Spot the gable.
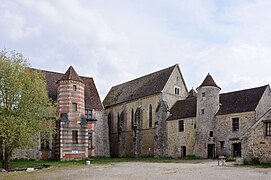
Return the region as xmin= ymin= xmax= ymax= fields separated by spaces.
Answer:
xmin=103 ymin=65 xmax=176 ymax=108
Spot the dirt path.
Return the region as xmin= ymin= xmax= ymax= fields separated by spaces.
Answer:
xmin=2 ymin=160 xmax=271 ymax=180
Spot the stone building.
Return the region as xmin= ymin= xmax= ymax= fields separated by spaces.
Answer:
xmin=104 ymin=64 xmax=271 ymax=162
xmin=103 ymin=64 xmax=188 ymax=157
xmin=13 ymin=66 xmax=109 ymax=160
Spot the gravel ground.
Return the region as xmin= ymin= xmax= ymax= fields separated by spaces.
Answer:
xmin=2 ymin=160 xmax=271 ymax=180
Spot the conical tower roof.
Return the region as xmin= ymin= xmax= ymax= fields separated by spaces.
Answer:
xmin=198 ymin=73 xmax=220 ymax=89
xmin=60 ymin=66 xmax=83 ymax=82
xmin=187 ymin=88 xmax=197 ymax=98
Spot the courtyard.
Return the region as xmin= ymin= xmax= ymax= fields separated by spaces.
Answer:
xmin=2 ymin=160 xmax=271 ymax=180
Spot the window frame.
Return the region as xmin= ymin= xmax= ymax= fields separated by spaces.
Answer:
xmin=266 ymin=122 xmax=271 ymax=137
xmin=85 ymin=109 xmax=92 ymax=119
xmin=40 ymin=132 xmax=50 ymax=150
xmin=179 ymin=120 xmax=184 ymax=132
xmin=73 ymin=85 xmax=77 ymax=91
xmin=174 ymin=87 xmax=180 ymax=95
xmin=232 ymin=118 xmax=239 ymax=132
xmin=72 ymin=103 xmax=78 ymax=112
xmin=72 ymin=130 xmax=78 ymax=144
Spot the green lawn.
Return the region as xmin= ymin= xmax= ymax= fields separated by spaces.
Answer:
xmin=1 ymin=156 xmax=202 ymax=170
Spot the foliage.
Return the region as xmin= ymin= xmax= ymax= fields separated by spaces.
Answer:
xmin=0 ymin=50 xmax=56 ymax=170
xmin=226 ymin=156 xmax=236 ymax=162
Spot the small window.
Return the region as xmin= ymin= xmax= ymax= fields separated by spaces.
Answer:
xmin=201 ymin=109 xmax=205 ymax=115
xmin=175 ymin=87 xmax=180 ymax=95
xmin=85 ymin=109 xmax=92 ymax=119
xmin=209 ymin=131 xmax=213 ymax=137
xmin=73 ymin=85 xmax=77 ymax=91
xmin=40 ymin=132 xmax=50 ymax=150
xmin=266 ymin=122 xmax=271 ymax=136
xmin=72 ymin=103 xmax=77 ymax=112
xmin=194 ymin=123 xmax=196 ymax=129
xmin=220 ymin=141 xmax=225 ymax=149
xmin=202 ymin=92 xmax=205 ymax=97
xmin=179 ymin=120 xmax=184 ymax=132
xmin=232 ymin=118 xmax=239 ymax=131
xmin=72 ymin=130 xmax=78 ymax=144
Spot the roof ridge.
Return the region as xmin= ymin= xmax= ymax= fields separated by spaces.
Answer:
xmin=220 ymin=85 xmax=268 ymax=95
xmin=111 ymin=64 xmax=177 ymax=88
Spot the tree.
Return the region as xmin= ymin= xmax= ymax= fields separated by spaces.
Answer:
xmin=0 ymin=50 xmax=56 ymax=170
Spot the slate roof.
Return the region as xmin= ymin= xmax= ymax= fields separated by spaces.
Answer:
xmin=103 ymin=65 xmax=177 ymax=107
xmin=34 ymin=68 xmax=103 ymax=110
xmin=168 ymin=85 xmax=268 ymax=120
xmin=60 ymin=66 xmax=83 ymax=82
xmin=217 ymin=85 xmax=268 ymax=115
xmin=198 ymin=73 xmax=221 ymax=89
xmin=167 ymin=97 xmax=197 ymax=120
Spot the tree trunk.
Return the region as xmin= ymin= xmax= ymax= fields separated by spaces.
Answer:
xmin=4 ymin=149 xmax=11 ymax=171
xmin=0 ymin=138 xmax=3 ymax=168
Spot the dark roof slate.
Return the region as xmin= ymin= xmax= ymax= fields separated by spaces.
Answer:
xmin=217 ymin=85 xmax=268 ymax=115
xmin=168 ymin=85 xmax=268 ymax=120
xmin=60 ymin=66 xmax=83 ymax=82
xmin=37 ymin=68 xmax=103 ymax=110
xmin=198 ymin=73 xmax=220 ymax=89
xmin=103 ymin=65 xmax=177 ymax=107
xmin=188 ymin=88 xmax=197 ymax=98
xmin=168 ymin=97 xmax=197 ymax=120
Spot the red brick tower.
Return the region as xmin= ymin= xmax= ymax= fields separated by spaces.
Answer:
xmin=56 ymin=66 xmax=88 ymax=160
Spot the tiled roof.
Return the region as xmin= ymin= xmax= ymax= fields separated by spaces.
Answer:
xmin=217 ymin=85 xmax=268 ymax=115
xmin=60 ymin=66 xmax=83 ymax=82
xmin=167 ymin=97 xmax=197 ymax=120
xmin=103 ymin=65 xmax=177 ymax=107
xmin=168 ymin=85 xmax=268 ymax=120
xmin=198 ymin=73 xmax=220 ymax=89
xmin=35 ymin=68 xmax=103 ymax=110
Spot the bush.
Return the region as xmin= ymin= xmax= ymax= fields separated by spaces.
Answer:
xmin=250 ymin=157 xmax=261 ymax=165
xmin=226 ymin=156 xmax=235 ymax=162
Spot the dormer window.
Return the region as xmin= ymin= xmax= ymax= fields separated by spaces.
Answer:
xmin=73 ymin=85 xmax=77 ymax=91
xmin=175 ymin=87 xmax=180 ymax=95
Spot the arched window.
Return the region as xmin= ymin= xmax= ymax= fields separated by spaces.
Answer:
xmin=131 ymin=109 xmax=134 ymax=129
xmin=135 ymin=108 xmax=141 ymax=129
xmin=149 ymin=104 xmax=152 ymax=128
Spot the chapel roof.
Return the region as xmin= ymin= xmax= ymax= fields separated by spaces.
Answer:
xmin=103 ymin=64 xmax=177 ymax=107
xmin=168 ymin=85 xmax=268 ymax=120
xmin=34 ymin=68 xmax=103 ymax=110
xmin=198 ymin=73 xmax=220 ymax=89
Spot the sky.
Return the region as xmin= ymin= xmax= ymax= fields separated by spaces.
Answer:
xmin=1 ymin=0 xmax=271 ymax=100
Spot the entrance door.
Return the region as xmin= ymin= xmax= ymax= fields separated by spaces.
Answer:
xmin=181 ymin=146 xmax=186 ymax=157
xmin=232 ymin=143 xmax=241 ymax=157
xmin=207 ymin=144 xmax=215 ymax=159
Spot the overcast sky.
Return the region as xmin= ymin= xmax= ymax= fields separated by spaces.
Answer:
xmin=1 ymin=0 xmax=271 ymax=100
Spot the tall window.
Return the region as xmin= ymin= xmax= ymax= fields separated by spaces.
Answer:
xmin=72 ymin=130 xmax=78 ymax=144
xmin=149 ymin=104 xmax=152 ymax=128
xmin=179 ymin=120 xmax=184 ymax=132
xmin=266 ymin=122 xmax=271 ymax=136
xmin=220 ymin=141 xmax=225 ymax=149
xmin=232 ymin=118 xmax=239 ymax=131
xmin=72 ymin=103 xmax=77 ymax=112
xmin=131 ymin=109 xmax=134 ymax=129
xmin=40 ymin=132 xmax=50 ymax=150
xmin=88 ymin=131 xmax=93 ymax=148
xmin=202 ymin=92 xmax=205 ymax=97
xmin=85 ymin=109 xmax=92 ymax=119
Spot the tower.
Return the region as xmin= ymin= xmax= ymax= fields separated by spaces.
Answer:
xmin=56 ymin=66 xmax=88 ymax=160
xmin=195 ymin=73 xmax=220 ymax=158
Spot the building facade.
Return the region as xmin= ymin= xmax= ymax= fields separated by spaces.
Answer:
xmin=13 ymin=66 xmax=109 ymax=160
xmin=104 ymin=64 xmax=271 ymax=162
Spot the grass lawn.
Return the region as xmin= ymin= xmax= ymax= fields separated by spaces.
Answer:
xmin=0 ymin=156 xmax=202 ymax=170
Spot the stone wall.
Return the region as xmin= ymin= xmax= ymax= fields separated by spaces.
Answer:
xmin=167 ymin=117 xmax=196 ymax=157
xmin=255 ymin=86 xmax=271 ymax=120
xmin=215 ymin=111 xmax=255 ymax=157
xmin=242 ymin=109 xmax=271 ymax=162
xmin=95 ymin=110 xmax=110 ymax=157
